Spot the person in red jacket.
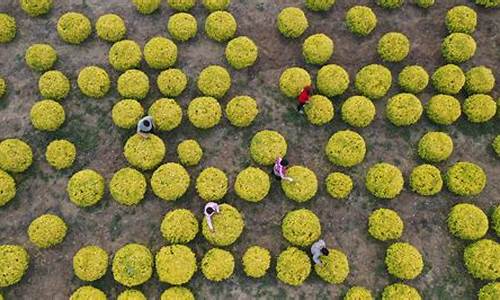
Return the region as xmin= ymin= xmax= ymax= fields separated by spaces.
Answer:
xmin=297 ymin=85 xmax=313 ymax=113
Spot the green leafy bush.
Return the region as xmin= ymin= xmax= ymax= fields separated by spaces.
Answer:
xmin=202 ymin=204 xmax=244 ymax=246
xmin=197 ymin=65 xmax=231 ymax=98
xmin=341 ymin=96 xmax=376 ymax=128
xmin=112 ymin=99 xmax=144 ymax=129
xmin=144 ymin=37 xmax=177 ymax=69
xmin=448 ymin=203 xmax=488 ymax=240
xmin=493 ymin=136 xmax=500 ymax=157
xmin=386 ymin=93 xmax=423 ymax=126
xmin=109 ymin=40 xmax=142 ymax=71
xmin=304 ymin=95 xmax=334 ymax=125
xmin=325 ymin=130 xmax=366 ymax=167
xmin=151 ymin=163 xmax=190 ymax=201
xmin=377 ymin=0 xmax=404 ymax=9
xmin=123 ymin=134 xmax=166 ymax=170
xmin=73 ymin=246 xmax=108 ymax=281
xmin=96 ymin=14 xmax=126 ymax=42
xmin=39 ymin=70 xmax=70 ymax=100
xmin=117 ymin=69 xmax=149 ymax=99
xmin=368 ymin=208 xmax=404 ymax=241
xmin=431 ymin=64 xmax=465 ymax=94
xmin=187 ymin=96 xmax=222 ymax=129
xmin=277 ymin=7 xmax=308 ymax=38
xmin=398 ymin=65 xmax=429 ymax=93
xmin=235 ymin=167 xmax=270 ymax=202
xmin=410 ymin=164 xmax=443 ymax=196
xmin=382 ymin=283 xmax=421 ymax=300
xmin=57 ymin=12 xmax=91 ymax=44
xmin=474 ymin=0 xmax=499 ymax=8
xmin=20 ymin=0 xmax=53 ymax=16
xmin=242 ymin=246 xmax=271 ymax=278
xmin=418 ymin=131 xmax=453 ymax=162
xmin=416 ymin=0 xmax=434 ymax=8
xmin=465 ymin=66 xmax=495 ymax=94
xmin=196 ymin=167 xmax=227 ymax=201
xmin=201 ymin=248 xmax=234 ymax=281
xmin=314 ymin=248 xmax=349 ymax=284
xmin=442 ymin=33 xmax=476 ymax=63
xmin=25 ymin=44 xmax=57 ymax=72
xmin=344 ymin=286 xmax=373 ymax=300
xmin=0 ymin=139 xmax=33 ymax=173
xmin=168 ymin=0 xmax=196 ymax=11
xmin=225 ymin=36 xmax=258 ymax=69
xmin=250 ymin=130 xmax=287 ymax=165
xmin=157 ymin=68 xmax=188 ymax=97
xmin=77 ymin=66 xmax=111 ymax=98
xmin=177 ymin=139 xmax=203 ymax=166
xmin=281 ymin=166 xmax=318 ymax=202
xmin=155 ymin=245 xmax=197 ymax=285
xmin=109 ymin=167 xmax=146 ymax=205
xmin=168 ymin=13 xmax=198 ymax=42
xmin=478 ymin=282 xmax=500 ymax=300
xmin=202 ymin=0 xmax=231 ymax=11
xmin=279 ymin=67 xmax=312 ymax=97
xmin=325 ymin=172 xmax=353 ymax=200
xmin=161 ymin=209 xmax=199 ymax=244
xmin=303 ymin=33 xmax=334 ymax=65
xmin=0 ymin=245 xmax=29 ymax=287
xmin=365 ymin=163 xmax=404 ymax=199
xmin=225 ymin=96 xmax=258 ymax=127
xmin=67 ymin=169 xmax=105 ymax=207
xmin=276 ymin=247 xmax=311 ymax=286
xmin=446 ymin=6 xmax=477 ymax=33
xmin=148 ymin=98 xmax=182 ymax=131
xmin=0 ymin=14 xmax=16 ymax=43
xmin=355 ymin=64 xmax=392 ymax=99
xmin=345 ymin=6 xmax=377 ymax=36
xmin=70 ymin=286 xmax=106 ymax=300
xmin=316 ymin=64 xmax=349 ymax=97
xmin=28 ymin=214 xmax=67 ymax=248
xmin=446 ymin=161 xmax=486 ymax=196
xmin=132 ymin=0 xmax=160 ymax=14
xmin=463 ymin=239 xmax=500 ymax=280
xmin=205 ymin=11 xmax=237 ymax=42
xmin=30 ymin=100 xmax=65 ymax=131
xmin=306 ymin=0 xmax=336 ymax=11
xmin=385 ymin=242 xmax=424 ymax=280
xmin=282 ymin=209 xmax=321 ymax=246
xmin=0 ymin=170 xmax=16 ymax=207
xmin=463 ymin=94 xmax=497 ymax=123
xmin=425 ymin=94 xmax=461 ymax=125
xmin=378 ymin=32 xmax=410 ymax=62
xmin=112 ymin=244 xmax=153 ymax=287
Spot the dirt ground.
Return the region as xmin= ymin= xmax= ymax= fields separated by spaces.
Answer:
xmin=0 ymin=0 xmax=498 ymax=299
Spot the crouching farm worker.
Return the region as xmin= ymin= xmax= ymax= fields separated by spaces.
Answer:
xmin=272 ymin=157 xmax=293 ymax=182
xmin=204 ymin=202 xmax=220 ymax=231
xmin=137 ymin=116 xmax=154 ymax=138
xmin=311 ymin=239 xmax=329 ymax=266
xmin=297 ymin=85 xmax=313 ymax=113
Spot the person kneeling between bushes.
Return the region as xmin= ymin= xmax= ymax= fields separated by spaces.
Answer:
xmin=297 ymin=85 xmax=313 ymax=114
xmin=311 ymin=239 xmax=329 ymax=266
xmin=272 ymin=157 xmax=293 ymax=182
xmin=204 ymin=202 xmax=220 ymax=231
xmin=137 ymin=116 xmax=154 ymax=138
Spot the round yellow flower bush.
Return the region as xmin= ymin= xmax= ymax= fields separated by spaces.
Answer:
xmin=0 ymin=14 xmax=16 ymax=43
xmin=377 ymin=0 xmax=404 ymax=9
xmin=113 ymin=243 xmax=153 ymax=287
xmin=177 ymin=139 xmax=203 ymax=166
xmin=431 ymin=64 xmax=465 ymax=94
xmin=20 ymin=0 xmax=53 ymax=16
xmin=242 ymin=246 xmax=271 ymax=278
xmin=161 ymin=209 xmax=199 ymax=243
xmin=418 ymin=132 xmax=453 ymax=162
xmin=463 ymin=94 xmax=497 ymax=123
xmin=478 ymin=282 xmax=500 ymax=300
xmin=325 ymin=130 xmax=366 ymax=167
xmin=124 ymin=134 xmax=166 ymax=170
xmin=157 ymin=68 xmax=188 ymax=97
xmin=118 ymin=69 xmax=149 ymax=100
xmin=73 ymin=245 xmax=108 ymax=281
xmin=188 ymin=96 xmax=222 ymax=129
xmin=144 ymin=37 xmax=177 ymax=69
xmin=203 ymin=0 xmax=231 ymax=11
xmin=385 ymin=242 xmax=424 ymax=280
xmin=425 ymin=94 xmax=461 ymax=125
xmin=281 ymin=166 xmax=318 ymax=202
xmin=276 ymin=247 xmax=311 ymax=286
xmin=277 ymin=7 xmax=308 ymax=38
xmin=161 ymin=287 xmax=195 ymax=300
xmin=0 ymin=139 xmax=33 ymax=173
xmin=409 ymin=164 xmax=443 ymax=196
xmin=96 ymin=14 xmax=126 ymax=42
xmin=474 ymin=0 xmax=499 ymax=8
xmin=156 ymin=245 xmax=197 ymax=285
xmin=30 ymin=100 xmax=65 ymax=131
xmin=28 ymin=214 xmax=67 ymax=248
xmin=386 ymin=93 xmax=423 ymax=126
xmin=0 ymin=170 xmax=16 ymax=207
xmin=151 ymin=163 xmax=190 ymax=201
xmin=70 ymin=286 xmax=106 ymax=300
xmin=110 ymin=167 xmax=146 ymax=205
xmin=25 ymin=44 xmax=57 ymax=72
xmin=109 ymin=40 xmax=142 ymax=71
xmin=148 ymin=98 xmax=182 ymax=131
xmin=378 ymin=32 xmax=410 ymax=62
xmin=77 ymin=66 xmax=111 ymax=98
xmin=446 ymin=162 xmax=486 ymax=197
xmin=202 ymin=204 xmax=244 ymax=246
xmin=325 ymin=172 xmax=353 ymax=200
xmin=168 ymin=13 xmax=197 ymax=42
xmin=282 ymin=208 xmax=321 ymax=246
xmin=344 ymin=286 xmax=373 ymax=300
xmin=250 ymin=130 xmax=287 ymax=165
xmin=365 ymin=163 xmax=404 ymax=199
xmin=382 ymin=283 xmax=421 ymax=300
xmin=112 ymin=99 xmax=144 ymax=129
xmin=225 ymin=96 xmax=258 ymax=127
xmin=316 ymin=64 xmax=349 ymax=97
xmin=465 ymin=66 xmax=495 ymax=94
xmin=39 ymin=70 xmax=70 ymax=100
xmin=67 ymin=169 xmax=105 ymax=207
xmin=355 ymin=64 xmax=392 ymax=99
xmin=205 ymin=11 xmax=237 ymax=42
xmin=303 ymin=33 xmax=334 ymax=65
xmin=448 ymin=203 xmax=488 ymax=240
xmin=201 ymin=248 xmax=234 ymax=282
xmin=225 ymin=36 xmax=258 ymax=69
xmin=494 ymin=136 xmax=500 ymax=158
xmin=463 ymin=239 xmax=500 ymax=280
xmin=306 ymin=0 xmax=335 ymax=11
xmin=57 ymin=12 xmax=92 ymax=44
xmin=446 ymin=6 xmax=477 ymax=34
xmin=368 ymin=208 xmax=404 ymax=241
xmin=45 ymin=139 xmax=76 ymax=169
xmin=235 ymin=167 xmax=270 ymax=202
xmin=0 ymin=77 xmax=6 ymax=98
xmin=345 ymin=6 xmax=377 ymax=36
xmin=304 ymin=95 xmax=334 ymax=126
xmin=442 ymin=33 xmax=476 ymax=63
xmin=0 ymin=245 xmax=29 ymax=287
xmin=341 ymin=96 xmax=376 ymax=128
xmin=197 ymin=65 xmax=231 ymax=98
xmin=398 ymin=65 xmax=429 ymax=94
xmin=279 ymin=67 xmax=311 ymax=98
xmin=314 ymin=248 xmax=349 ymax=284
xmin=416 ymin=0 xmax=434 ymax=8
xmin=168 ymin=0 xmax=196 ymax=11
xmin=118 ymin=289 xmax=146 ymax=300
xmin=132 ymin=0 xmax=160 ymax=14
